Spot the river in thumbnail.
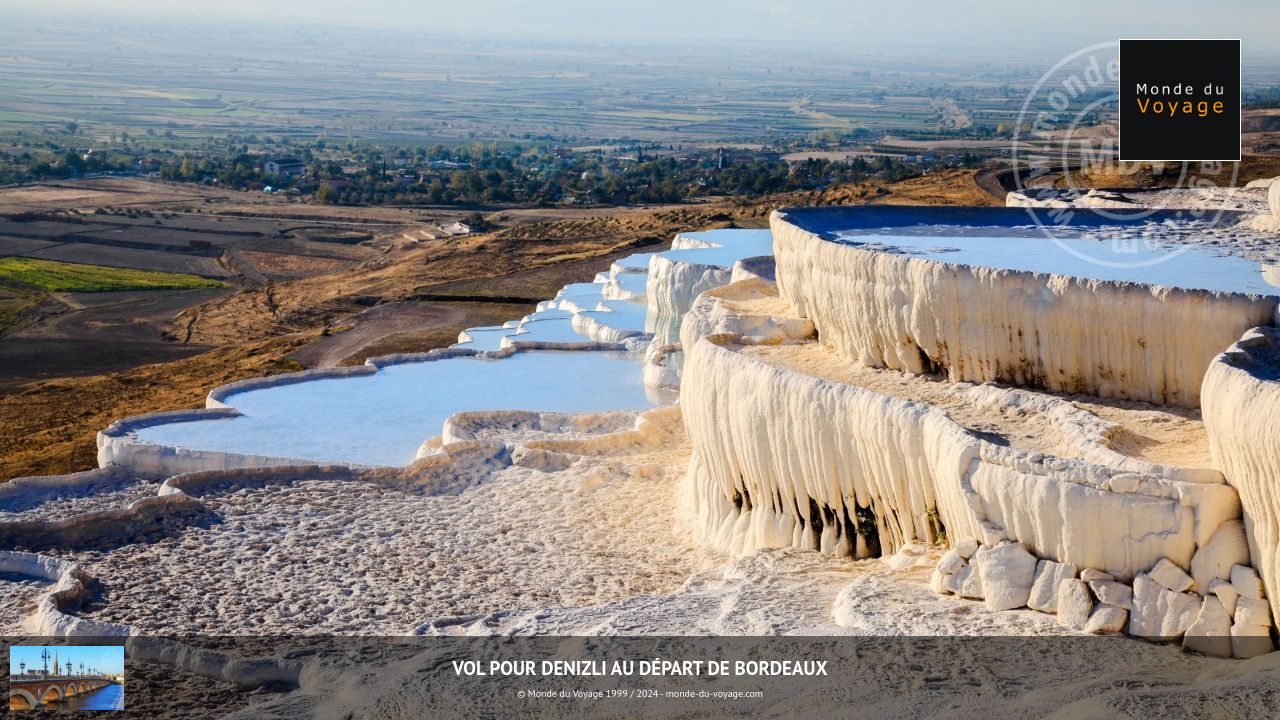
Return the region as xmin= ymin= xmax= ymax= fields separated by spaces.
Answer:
xmin=60 ymin=684 xmax=124 ymax=710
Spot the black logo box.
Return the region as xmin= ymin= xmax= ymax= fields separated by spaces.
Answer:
xmin=1119 ymin=39 xmax=1241 ymax=162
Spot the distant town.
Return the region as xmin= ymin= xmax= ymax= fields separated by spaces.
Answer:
xmin=0 ymin=132 xmax=988 ymax=208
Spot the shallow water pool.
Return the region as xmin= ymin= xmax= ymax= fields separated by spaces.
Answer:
xmin=505 ymin=317 xmax=592 ymax=345
xmin=579 ymin=299 xmax=648 ymax=333
xmin=835 ymin=232 xmax=1276 ymax=295
xmin=665 ymin=229 xmax=774 ymax=267
xmin=781 ymin=205 xmax=1277 ymax=295
xmin=136 ymin=351 xmax=669 ymax=466
xmin=454 ymin=326 xmax=517 ymax=351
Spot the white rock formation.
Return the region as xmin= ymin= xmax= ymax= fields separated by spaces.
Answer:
xmin=958 ymin=564 xmax=985 ymax=600
xmin=126 ymin=637 xmax=302 ymax=689
xmin=1149 ymin=558 xmax=1195 ymax=593
xmin=682 ymin=336 xmax=1239 ymax=575
xmin=929 ymin=568 xmax=947 ymax=594
xmin=973 ymin=542 xmax=1038 ymax=611
xmin=938 ymin=549 xmax=966 ymax=575
xmin=646 ymin=252 xmax=736 ymax=346
xmin=645 ymin=230 xmax=773 ymax=346
xmin=771 ymin=210 xmax=1277 ymax=407
xmin=1028 ymin=559 xmax=1077 ymax=613
xmin=1203 ymin=328 xmax=1280 ymax=625
xmin=942 ymin=566 xmax=969 ymax=596
xmin=1006 ymin=189 xmax=1140 ymax=209
xmin=97 ymin=407 xmax=309 ymax=475
xmin=1209 ymin=578 xmax=1239 ymax=617
xmin=679 ymin=278 xmax=815 ymax=350
xmin=1129 ymin=575 xmax=1199 ymax=640
xmin=1056 ymin=579 xmax=1093 ymax=630
xmin=570 ymin=300 xmax=651 ymax=344
xmin=1088 ymin=580 xmax=1132 ymax=609
xmin=1084 ymin=605 xmax=1128 ymax=634
xmin=1231 ymin=564 xmax=1266 ymax=599
xmin=1190 ymin=520 xmax=1250 ymax=595
xmin=682 ymin=338 xmax=981 ymax=558
xmin=1183 ymin=596 xmax=1233 ymax=657
xmin=1231 ymin=621 xmax=1275 ymax=659
xmin=0 ymin=551 xmax=129 ymax=637
xmin=641 ymin=342 xmax=682 ymax=391
xmin=1235 ymin=595 xmax=1272 ymax=628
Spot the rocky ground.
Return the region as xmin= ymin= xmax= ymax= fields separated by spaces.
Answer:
xmin=0 ymin=480 xmax=161 ymax=522
xmin=0 ymin=571 xmax=48 ymax=631
xmin=31 ymin=413 xmax=715 ymax=635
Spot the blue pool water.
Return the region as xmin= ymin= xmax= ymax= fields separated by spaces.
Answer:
xmin=453 ymin=326 xmax=516 ymax=352
xmin=136 ymin=351 xmax=668 ymax=466
xmin=665 ymin=229 xmax=774 ymax=267
xmin=579 ymin=300 xmax=648 ymax=333
xmin=612 ymin=252 xmax=655 ymax=270
xmin=834 ymin=233 xmax=1277 ymax=295
xmin=780 ymin=205 xmax=1275 ymax=296
xmin=506 ymin=317 xmax=592 ymax=345
xmin=124 ymin=227 xmax=777 ymax=470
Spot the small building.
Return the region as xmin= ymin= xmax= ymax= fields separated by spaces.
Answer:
xmin=263 ymin=158 xmax=306 ymax=177
xmin=415 ymin=221 xmax=473 ymax=241
xmin=427 ymin=159 xmax=473 ymax=170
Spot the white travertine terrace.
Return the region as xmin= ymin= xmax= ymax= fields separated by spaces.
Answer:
xmin=8 ymin=198 xmax=1280 ymax=665
xmin=680 ymin=315 xmax=1238 ymax=576
xmin=95 ymin=229 xmax=771 ymax=476
xmin=0 ymin=550 xmax=128 ymax=636
xmin=644 ymin=229 xmax=773 ymax=345
xmin=675 ymin=200 xmax=1280 ymax=655
xmin=677 ymin=266 xmax=1272 ymax=655
xmin=771 ymin=209 xmax=1277 ymax=407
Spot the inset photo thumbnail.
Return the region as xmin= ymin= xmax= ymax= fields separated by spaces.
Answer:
xmin=9 ymin=645 xmax=125 ymax=711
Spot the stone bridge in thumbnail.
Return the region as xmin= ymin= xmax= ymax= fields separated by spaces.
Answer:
xmin=9 ymin=675 xmax=115 ymax=710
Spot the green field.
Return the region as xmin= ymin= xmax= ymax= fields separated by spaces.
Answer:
xmin=0 ymin=257 xmax=227 ymax=292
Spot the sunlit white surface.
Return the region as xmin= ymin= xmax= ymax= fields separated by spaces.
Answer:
xmin=579 ymin=299 xmax=648 ymax=334
xmin=833 ymin=232 xmax=1276 ymax=295
xmin=666 ymin=229 xmax=774 ymax=266
xmin=454 ymin=326 xmax=517 ymax=351
xmin=136 ymin=351 xmax=665 ymax=466
xmin=503 ymin=317 xmax=593 ymax=345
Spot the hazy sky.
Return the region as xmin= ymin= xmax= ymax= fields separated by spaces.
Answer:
xmin=9 ymin=0 xmax=1280 ymax=57
xmin=10 ymin=646 xmax=124 ymax=675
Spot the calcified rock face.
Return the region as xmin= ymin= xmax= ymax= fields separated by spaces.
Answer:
xmin=681 ymin=335 xmax=1239 ymax=575
xmin=682 ymin=338 xmax=977 ymax=558
xmin=644 ymin=229 xmax=773 ymax=346
xmin=646 ymin=254 xmax=734 ymax=346
xmin=770 ymin=209 xmax=1277 ymax=407
xmin=1203 ymin=327 xmax=1280 ymax=626
xmin=679 ymin=263 xmax=1243 ymax=572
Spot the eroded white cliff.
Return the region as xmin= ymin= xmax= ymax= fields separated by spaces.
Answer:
xmin=646 ymin=255 xmax=736 ymax=346
xmin=644 ymin=229 xmax=773 ymax=346
xmin=1203 ymin=326 xmax=1280 ymax=628
xmin=680 ymin=336 xmax=1237 ymax=576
